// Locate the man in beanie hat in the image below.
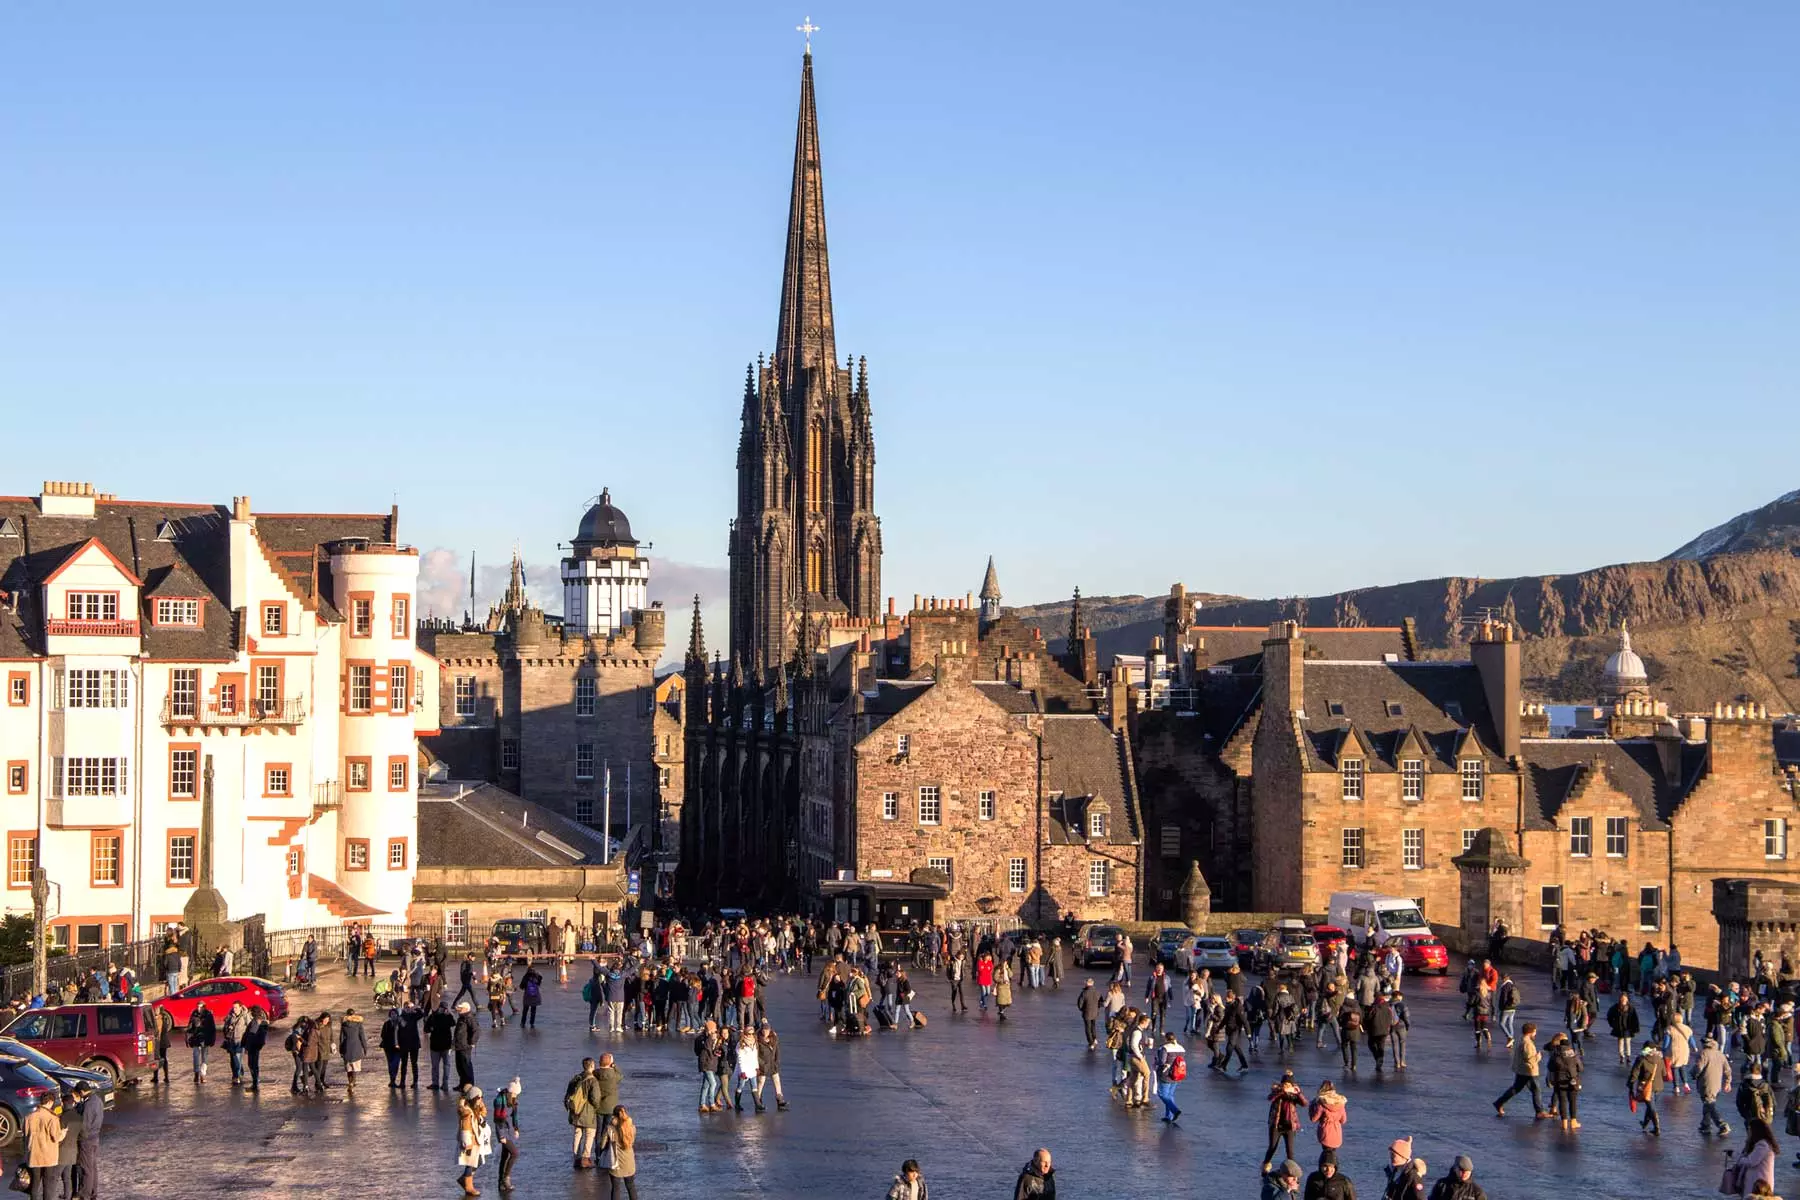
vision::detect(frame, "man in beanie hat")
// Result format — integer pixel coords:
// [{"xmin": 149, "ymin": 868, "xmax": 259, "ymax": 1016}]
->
[
  {"xmin": 1383, "ymin": 1138, "xmax": 1425, "ymax": 1200},
  {"xmin": 1737, "ymin": 1060, "xmax": 1776, "ymax": 1128},
  {"xmin": 1427, "ymin": 1155, "xmax": 1486, "ymax": 1199},
  {"xmin": 1259, "ymin": 1158, "xmax": 1302, "ymax": 1198},
  {"xmin": 1304, "ymin": 1147, "xmax": 1355, "ymax": 1199}
]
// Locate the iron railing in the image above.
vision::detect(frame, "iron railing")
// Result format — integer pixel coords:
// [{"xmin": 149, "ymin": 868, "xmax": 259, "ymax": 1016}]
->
[
  {"xmin": 1, "ymin": 935, "xmax": 168, "ymax": 1005},
  {"xmin": 160, "ymin": 695, "xmax": 307, "ymax": 726}
]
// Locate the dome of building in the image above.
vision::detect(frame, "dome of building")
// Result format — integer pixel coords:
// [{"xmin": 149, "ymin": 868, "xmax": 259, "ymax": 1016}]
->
[
  {"xmin": 574, "ymin": 488, "xmax": 636, "ymax": 546},
  {"xmin": 1603, "ymin": 621, "xmax": 1648, "ymax": 689}
]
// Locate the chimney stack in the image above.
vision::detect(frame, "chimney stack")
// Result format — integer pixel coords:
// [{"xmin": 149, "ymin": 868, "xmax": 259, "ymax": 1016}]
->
[{"xmin": 1470, "ymin": 620, "xmax": 1522, "ymax": 759}]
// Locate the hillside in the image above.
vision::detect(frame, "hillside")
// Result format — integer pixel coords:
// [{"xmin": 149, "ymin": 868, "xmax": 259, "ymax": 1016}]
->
[
  {"xmin": 1010, "ymin": 489, "xmax": 1800, "ymax": 710},
  {"xmin": 1667, "ymin": 489, "xmax": 1800, "ymax": 559}
]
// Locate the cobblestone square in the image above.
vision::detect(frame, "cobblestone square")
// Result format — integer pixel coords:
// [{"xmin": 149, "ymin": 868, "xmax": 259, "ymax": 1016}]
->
[{"xmin": 83, "ymin": 955, "xmax": 1746, "ymax": 1198}]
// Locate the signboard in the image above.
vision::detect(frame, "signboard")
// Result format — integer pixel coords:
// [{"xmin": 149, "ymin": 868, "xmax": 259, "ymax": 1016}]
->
[{"xmin": 626, "ymin": 869, "xmax": 641, "ymax": 897}]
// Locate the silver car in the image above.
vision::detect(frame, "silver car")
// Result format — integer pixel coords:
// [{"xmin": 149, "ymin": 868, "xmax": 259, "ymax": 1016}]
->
[{"xmin": 1175, "ymin": 935, "xmax": 1237, "ymax": 973}]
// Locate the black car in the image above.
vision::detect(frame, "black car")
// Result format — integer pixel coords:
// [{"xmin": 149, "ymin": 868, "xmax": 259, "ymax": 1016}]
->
[
  {"xmin": 0, "ymin": 1054, "xmax": 61, "ymax": 1144},
  {"xmin": 0, "ymin": 1037, "xmax": 116, "ymax": 1107}
]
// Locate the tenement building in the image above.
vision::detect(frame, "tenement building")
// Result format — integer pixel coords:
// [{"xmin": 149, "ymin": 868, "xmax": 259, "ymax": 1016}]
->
[
  {"xmin": 679, "ymin": 51, "xmax": 1142, "ymax": 922},
  {"xmin": 1237, "ymin": 617, "xmax": 1800, "ymax": 970},
  {"xmin": 420, "ymin": 493, "xmax": 665, "ymax": 836},
  {"xmin": 0, "ymin": 482, "xmax": 437, "ymax": 947}
]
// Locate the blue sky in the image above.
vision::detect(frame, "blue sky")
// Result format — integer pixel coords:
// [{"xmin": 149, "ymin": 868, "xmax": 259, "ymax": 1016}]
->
[{"xmin": 3, "ymin": 4, "xmax": 1795, "ymax": 640}]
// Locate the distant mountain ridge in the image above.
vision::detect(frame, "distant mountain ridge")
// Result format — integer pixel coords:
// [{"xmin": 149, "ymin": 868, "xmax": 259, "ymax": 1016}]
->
[
  {"xmin": 1667, "ymin": 489, "xmax": 1800, "ymax": 560},
  {"xmin": 1011, "ymin": 487, "xmax": 1800, "ymax": 711}
]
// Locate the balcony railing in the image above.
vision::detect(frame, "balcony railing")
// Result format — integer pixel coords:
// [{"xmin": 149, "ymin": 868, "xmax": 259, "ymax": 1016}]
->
[
  {"xmin": 315, "ymin": 780, "xmax": 341, "ymax": 810},
  {"xmin": 45, "ymin": 618, "xmax": 140, "ymax": 637},
  {"xmin": 161, "ymin": 695, "xmax": 307, "ymax": 726}
]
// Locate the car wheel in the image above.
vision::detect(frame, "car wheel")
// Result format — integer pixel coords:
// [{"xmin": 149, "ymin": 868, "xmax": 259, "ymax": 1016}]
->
[
  {"xmin": 0, "ymin": 1106, "xmax": 17, "ymax": 1145},
  {"xmin": 81, "ymin": 1058, "xmax": 121, "ymax": 1088}
]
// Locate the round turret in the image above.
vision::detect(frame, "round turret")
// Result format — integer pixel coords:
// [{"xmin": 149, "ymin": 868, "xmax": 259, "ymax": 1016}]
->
[{"xmin": 1603, "ymin": 621, "xmax": 1649, "ymax": 699}]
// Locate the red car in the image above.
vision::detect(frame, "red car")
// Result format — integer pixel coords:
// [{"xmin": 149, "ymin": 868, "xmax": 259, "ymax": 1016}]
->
[
  {"xmin": 153, "ymin": 977, "xmax": 289, "ymax": 1026},
  {"xmin": 1397, "ymin": 934, "xmax": 1450, "ymax": 974},
  {"xmin": 1310, "ymin": 925, "xmax": 1349, "ymax": 956}
]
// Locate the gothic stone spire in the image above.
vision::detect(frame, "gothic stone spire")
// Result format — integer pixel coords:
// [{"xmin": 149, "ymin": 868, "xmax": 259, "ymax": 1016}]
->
[
  {"xmin": 686, "ymin": 593, "xmax": 706, "ymax": 667},
  {"xmin": 774, "ymin": 51, "xmax": 836, "ymax": 388}
]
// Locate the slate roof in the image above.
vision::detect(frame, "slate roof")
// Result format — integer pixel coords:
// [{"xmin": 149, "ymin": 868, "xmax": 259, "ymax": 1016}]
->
[
  {"xmin": 417, "ymin": 782, "xmax": 613, "ymax": 869},
  {"xmin": 0, "ymin": 498, "xmax": 236, "ymax": 661},
  {"xmin": 973, "ymin": 680, "xmax": 1041, "ymax": 713},
  {"xmin": 0, "ymin": 497, "xmax": 393, "ymax": 662},
  {"xmin": 254, "ymin": 512, "xmax": 393, "ymax": 611},
  {"xmin": 1298, "ymin": 661, "xmax": 1504, "ymax": 771},
  {"xmin": 1044, "ymin": 715, "xmax": 1141, "ymax": 846},
  {"xmin": 1518, "ymin": 738, "xmax": 1698, "ymax": 831},
  {"xmin": 1193, "ymin": 626, "xmax": 1408, "ymax": 674}
]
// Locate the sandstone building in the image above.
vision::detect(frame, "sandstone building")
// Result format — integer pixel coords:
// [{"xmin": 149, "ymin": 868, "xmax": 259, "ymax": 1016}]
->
[{"xmin": 420, "ymin": 493, "xmax": 665, "ymax": 838}]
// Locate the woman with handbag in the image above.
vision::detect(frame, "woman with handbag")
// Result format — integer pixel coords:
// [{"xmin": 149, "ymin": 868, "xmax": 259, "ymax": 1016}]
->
[
  {"xmin": 1735, "ymin": 1119, "xmax": 1779, "ymax": 1196},
  {"xmin": 455, "ymin": 1092, "xmax": 483, "ymax": 1197},
  {"xmin": 598, "ymin": 1104, "xmax": 638, "ymax": 1200}
]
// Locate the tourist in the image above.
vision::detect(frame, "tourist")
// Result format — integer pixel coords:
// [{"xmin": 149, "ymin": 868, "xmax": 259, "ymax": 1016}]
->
[
  {"xmin": 185, "ymin": 1004, "xmax": 216, "ymax": 1082},
  {"xmin": 1261, "ymin": 1159, "xmax": 1302, "ymax": 1199},
  {"xmin": 456, "ymin": 1088, "xmax": 485, "ymax": 1196},
  {"xmin": 1608, "ymin": 991, "xmax": 1641, "ymax": 1063},
  {"xmin": 733, "ymin": 1028, "xmax": 763, "ymax": 1111},
  {"xmin": 1382, "ymin": 1138, "xmax": 1424, "ymax": 1200},
  {"xmin": 599, "ymin": 1104, "xmax": 638, "ymax": 1200},
  {"xmin": 72, "ymin": 1080, "xmax": 103, "ymax": 1200},
  {"xmin": 1546, "ymin": 1031, "xmax": 1582, "ymax": 1130},
  {"xmin": 1737, "ymin": 1119, "xmax": 1780, "ymax": 1196},
  {"xmin": 1304, "ymin": 1148, "xmax": 1354, "ymax": 1200},
  {"xmin": 886, "ymin": 1158, "xmax": 927, "ymax": 1200},
  {"xmin": 1154, "ymin": 1031, "xmax": 1186, "ymax": 1123},
  {"xmin": 1309, "ymin": 1079, "xmax": 1347, "ymax": 1156},
  {"xmin": 23, "ymin": 1094, "xmax": 66, "ymax": 1200},
  {"xmin": 148, "ymin": 1002, "xmax": 175, "ymax": 1087},
  {"xmin": 994, "ymin": 958, "xmax": 1015, "ymax": 1023},
  {"xmin": 1496, "ymin": 973, "xmax": 1520, "ymax": 1046},
  {"xmin": 1013, "ymin": 1148, "xmax": 1055, "ymax": 1199},
  {"xmin": 1077, "ymin": 979, "xmax": 1102, "ymax": 1050},
  {"xmin": 520, "ymin": 962, "xmax": 545, "ymax": 1029},
  {"xmin": 694, "ymin": 1020, "xmax": 724, "ymax": 1113},
  {"xmin": 1697, "ymin": 1034, "xmax": 1734, "ymax": 1135},
  {"xmin": 757, "ymin": 1021, "xmax": 789, "ymax": 1109},
  {"xmin": 381, "ymin": 1004, "xmax": 406, "ymax": 1088},
  {"xmin": 339, "ymin": 1006, "xmax": 367, "ymax": 1095},
  {"xmin": 243, "ymin": 1004, "xmax": 268, "ymax": 1092},
  {"xmin": 222, "ymin": 1000, "xmax": 250, "ymax": 1085},
  {"xmin": 565, "ymin": 1057, "xmax": 604, "ymax": 1168},
  {"xmin": 307, "ymin": 1011, "xmax": 333, "ymax": 1093},
  {"xmin": 975, "ymin": 951, "xmax": 995, "ymax": 1013},
  {"xmin": 1492, "ymin": 1021, "xmax": 1547, "ymax": 1118},
  {"xmin": 1427, "ymin": 1154, "xmax": 1487, "ymax": 1200},
  {"xmin": 492, "ymin": 1077, "xmax": 521, "ymax": 1192},
  {"xmin": 1628, "ymin": 1038, "xmax": 1665, "ymax": 1136},
  {"xmin": 454, "ymin": 1000, "xmax": 482, "ymax": 1088},
  {"xmin": 1264, "ymin": 1070, "xmax": 1308, "ymax": 1171}
]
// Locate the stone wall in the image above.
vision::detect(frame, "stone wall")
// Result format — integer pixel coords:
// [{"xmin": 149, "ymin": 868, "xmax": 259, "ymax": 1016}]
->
[
  {"xmin": 515, "ymin": 650, "xmax": 658, "ymax": 827},
  {"xmin": 851, "ymin": 671, "xmax": 1041, "ymax": 920}
]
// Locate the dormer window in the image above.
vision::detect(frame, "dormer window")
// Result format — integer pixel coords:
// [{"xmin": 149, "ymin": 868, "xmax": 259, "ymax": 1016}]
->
[
  {"xmin": 1341, "ymin": 758, "xmax": 1364, "ymax": 801},
  {"xmin": 1327, "ymin": 700, "xmax": 1347, "ymax": 718},
  {"xmin": 154, "ymin": 598, "xmax": 201, "ymax": 627},
  {"xmin": 1088, "ymin": 810, "xmax": 1107, "ymax": 839},
  {"xmin": 1385, "ymin": 701, "xmax": 1404, "ymax": 719}
]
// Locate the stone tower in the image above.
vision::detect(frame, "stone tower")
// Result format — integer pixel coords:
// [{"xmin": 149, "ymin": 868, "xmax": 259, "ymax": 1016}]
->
[{"xmin": 730, "ymin": 50, "xmax": 882, "ymax": 674}]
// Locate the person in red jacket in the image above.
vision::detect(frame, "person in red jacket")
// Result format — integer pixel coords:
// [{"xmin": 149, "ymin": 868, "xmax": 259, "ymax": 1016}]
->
[{"xmin": 976, "ymin": 952, "xmax": 997, "ymax": 1013}]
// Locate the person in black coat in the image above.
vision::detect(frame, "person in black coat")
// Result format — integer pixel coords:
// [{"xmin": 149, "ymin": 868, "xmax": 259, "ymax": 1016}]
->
[
  {"xmin": 185, "ymin": 1006, "xmax": 217, "ymax": 1082},
  {"xmin": 380, "ymin": 1007, "xmax": 405, "ymax": 1089},
  {"xmin": 452, "ymin": 1000, "xmax": 481, "ymax": 1088},
  {"xmin": 242, "ymin": 1007, "xmax": 268, "ymax": 1092},
  {"xmin": 398, "ymin": 1002, "xmax": 424, "ymax": 1088},
  {"xmin": 424, "ymin": 1001, "xmax": 456, "ymax": 1091}
]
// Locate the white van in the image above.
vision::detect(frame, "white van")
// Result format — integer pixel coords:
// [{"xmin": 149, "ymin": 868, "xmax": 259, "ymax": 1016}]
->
[{"xmin": 1328, "ymin": 892, "xmax": 1431, "ymax": 947}]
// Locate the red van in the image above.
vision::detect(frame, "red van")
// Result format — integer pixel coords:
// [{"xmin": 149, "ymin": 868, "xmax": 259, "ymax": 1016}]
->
[{"xmin": 0, "ymin": 1003, "xmax": 156, "ymax": 1086}]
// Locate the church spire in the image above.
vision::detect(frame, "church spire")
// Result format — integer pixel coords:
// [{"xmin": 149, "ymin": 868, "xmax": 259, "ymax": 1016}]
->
[
  {"xmin": 774, "ymin": 50, "xmax": 836, "ymax": 388},
  {"xmin": 686, "ymin": 594, "xmax": 706, "ymax": 667}
]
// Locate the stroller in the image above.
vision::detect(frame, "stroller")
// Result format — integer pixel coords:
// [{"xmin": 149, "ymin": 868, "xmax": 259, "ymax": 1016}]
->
[{"xmin": 373, "ymin": 977, "xmax": 399, "ymax": 1010}]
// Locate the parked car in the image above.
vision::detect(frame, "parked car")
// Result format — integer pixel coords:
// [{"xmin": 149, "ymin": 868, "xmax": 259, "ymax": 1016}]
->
[
  {"xmin": 1231, "ymin": 927, "xmax": 1266, "ymax": 969},
  {"xmin": 0, "ymin": 1055, "xmax": 62, "ymax": 1145},
  {"xmin": 1152, "ymin": 928, "xmax": 1190, "ymax": 966},
  {"xmin": 1396, "ymin": 933, "xmax": 1450, "ymax": 974},
  {"xmin": 1073, "ymin": 924, "xmax": 1124, "ymax": 969},
  {"xmin": 153, "ymin": 976, "xmax": 289, "ymax": 1027},
  {"xmin": 1175, "ymin": 935, "xmax": 1238, "ymax": 974},
  {"xmin": 1310, "ymin": 925, "xmax": 1350, "ymax": 958},
  {"xmin": 491, "ymin": 919, "xmax": 546, "ymax": 955},
  {"xmin": 0, "ymin": 1038, "xmax": 115, "ymax": 1106},
  {"xmin": 1256, "ymin": 924, "xmax": 1317, "ymax": 973},
  {"xmin": 0, "ymin": 1003, "xmax": 155, "ymax": 1086}
]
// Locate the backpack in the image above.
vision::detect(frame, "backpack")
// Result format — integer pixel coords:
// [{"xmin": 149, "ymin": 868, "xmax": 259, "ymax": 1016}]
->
[
  {"xmin": 565, "ymin": 1077, "xmax": 592, "ymax": 1124},
  {"xmin": 1169, "ymin": 1054, "xmax": 1188, "ymax": 1081},
  {"xmin": 582, "ymin": 979, "xmax": 596, "ymax": 1004}
]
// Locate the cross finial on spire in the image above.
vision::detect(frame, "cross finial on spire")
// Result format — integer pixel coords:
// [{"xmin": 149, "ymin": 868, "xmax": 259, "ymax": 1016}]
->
[{"xmin": 796, "ymin": 15, "xmax": 819, "ymax": 54}]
